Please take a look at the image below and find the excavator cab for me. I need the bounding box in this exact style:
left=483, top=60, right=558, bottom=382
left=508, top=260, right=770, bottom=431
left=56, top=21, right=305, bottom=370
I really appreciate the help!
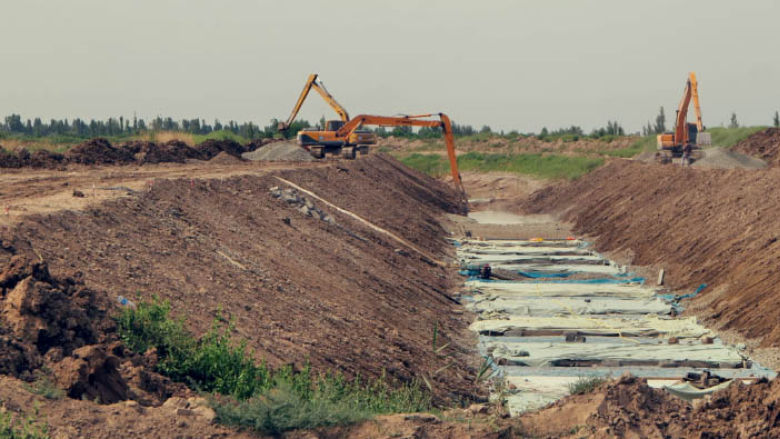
left=325, top=120, right=345, bottom=131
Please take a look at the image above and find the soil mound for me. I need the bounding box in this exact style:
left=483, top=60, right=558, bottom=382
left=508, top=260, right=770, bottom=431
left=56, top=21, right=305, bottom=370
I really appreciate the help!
left=195, top=139, right=246, bottom=160
left=65, top=138, right=135, bottom=165
left=2, top=155, right=472, bottom=404
left=0, top=147, right=65, bottom=169
left=692, top=147, right=767, bottom=169
left=0, top=256, right=114, bottom=377
left=522, top=160, right=780, bottom=347
left=521, top=375, right=780, bottom=438
left=733, top=127, right=780, bottom=167
left=242, top=140, right=316, bottom=161
left=208, top=150, right=244, bottom=164
left=123, top=140, right=203, bottom=164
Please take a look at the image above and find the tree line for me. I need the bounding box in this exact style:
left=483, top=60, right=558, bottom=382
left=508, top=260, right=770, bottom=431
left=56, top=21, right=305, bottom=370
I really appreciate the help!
left=0, top=114, right=313, bottom=140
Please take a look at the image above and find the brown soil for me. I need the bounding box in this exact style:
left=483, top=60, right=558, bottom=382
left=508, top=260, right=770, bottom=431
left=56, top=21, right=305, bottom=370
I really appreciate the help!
left=0, top=155, right=478, bottom=404
left=122, top=140, right=204, bottom=164
left=0, top=147, right=65, bottom=169
left=732, top=127, right=780, bottom=167
left=64, top=138, right=136, bottom=165
left=196, top=139, right=247, bottom=160
left=209, top=151, right=245, bottom=164
left=519, top=374, right=780, bottom=439
left=522, top=160, right=780, bottom=347
left=1, top=138, right=272, bottom=169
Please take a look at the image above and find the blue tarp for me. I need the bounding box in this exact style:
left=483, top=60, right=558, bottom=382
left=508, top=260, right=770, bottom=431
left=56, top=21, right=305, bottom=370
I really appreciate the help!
left=518, top=271, right=575, bottom=279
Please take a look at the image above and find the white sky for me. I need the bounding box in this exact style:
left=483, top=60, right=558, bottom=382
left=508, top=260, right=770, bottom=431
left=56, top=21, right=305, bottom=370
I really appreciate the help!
left=1, top=0, right=778, bottom=133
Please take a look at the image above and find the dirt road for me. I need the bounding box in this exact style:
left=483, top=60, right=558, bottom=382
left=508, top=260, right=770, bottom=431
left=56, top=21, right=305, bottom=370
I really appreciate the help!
left=0, top=160, right=328, bottom=227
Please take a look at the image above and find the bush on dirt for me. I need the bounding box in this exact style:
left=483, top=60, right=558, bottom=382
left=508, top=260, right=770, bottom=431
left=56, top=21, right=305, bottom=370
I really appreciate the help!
left=568, top=376, right=607, bottom=395
left=0, top=409, right=50, bottom=439
left=116, top=298, right=432, bottom=433
left=212, top=371, right=431, bottom=435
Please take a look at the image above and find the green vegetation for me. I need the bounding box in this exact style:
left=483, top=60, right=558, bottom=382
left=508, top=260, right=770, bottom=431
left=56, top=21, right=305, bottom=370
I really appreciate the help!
left=0, top=410, right=49, bottom=439
left=401, top=152, right=604, bottom=180
left=191, top=129, right=251, bottom=145
left=707, top=126, right=768, bottom=147
left=116, top=298, right=431, bottom=434
left=568, top=376, right=607, bottom=395
left=24, top=373, right=64, bottom=400
left=213, top=373, right=430, bottom=435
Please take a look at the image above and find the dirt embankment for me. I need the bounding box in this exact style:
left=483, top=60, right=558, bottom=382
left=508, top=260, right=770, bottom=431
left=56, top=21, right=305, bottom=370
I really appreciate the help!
left=522, top=160, right=780, bottom=347
left=519, top=374, right=780, bottom=438
left=0, top=155, right=477, bottom=406
left=732, top=127, right=780, bottom=167
left=0, top=137, right=278, bottom=169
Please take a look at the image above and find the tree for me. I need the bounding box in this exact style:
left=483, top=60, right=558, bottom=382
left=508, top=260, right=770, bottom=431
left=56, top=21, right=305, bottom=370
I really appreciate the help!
left=479, top=125, right=492, bottom=134
left=539, top=127, right=549, bottom=138
left=653, top=107, right=666, bottom=134
left=729, top=112, right=739, bottom=129
left=773, top=111, right=779, bottom=128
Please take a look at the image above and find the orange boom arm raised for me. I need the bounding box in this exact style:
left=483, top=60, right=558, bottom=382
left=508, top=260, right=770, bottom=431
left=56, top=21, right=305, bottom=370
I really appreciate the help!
left=335, top=113, right=463, bottom=194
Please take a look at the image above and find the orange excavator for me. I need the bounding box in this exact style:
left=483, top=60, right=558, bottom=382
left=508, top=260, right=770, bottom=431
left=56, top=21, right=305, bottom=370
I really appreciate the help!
left=657, top=72, right=711, bottom=161
left=278, top=74, right=464, bottom=196
left=278, top=73, right=377, bottom=157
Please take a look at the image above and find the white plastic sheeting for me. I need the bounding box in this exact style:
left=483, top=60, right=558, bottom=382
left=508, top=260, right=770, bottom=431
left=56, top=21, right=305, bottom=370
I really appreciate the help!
left=471, top=315, right=712, bottom=338
left=487, top=341, right=745, bottom=368
left=469, top=296, right=672, bottom=316
left=466, top=281, right=655, bottom=299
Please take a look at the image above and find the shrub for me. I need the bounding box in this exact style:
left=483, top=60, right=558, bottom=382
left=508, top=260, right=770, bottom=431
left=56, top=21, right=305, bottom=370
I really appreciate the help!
left=0, top=410, right=49, bottom=439
left=116, top=299, right=432, bottom=433
left=568, top=376, right=607, bottom=395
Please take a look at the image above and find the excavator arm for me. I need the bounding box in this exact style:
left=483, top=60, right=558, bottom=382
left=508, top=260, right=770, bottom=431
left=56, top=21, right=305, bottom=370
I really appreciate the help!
left=689, top=72, right=704, bottom=132
left=335, top=113, right=464, bottom=196
left=279, top=73, right=350, bottom=131
left=674, top=77, right=693, bottom=144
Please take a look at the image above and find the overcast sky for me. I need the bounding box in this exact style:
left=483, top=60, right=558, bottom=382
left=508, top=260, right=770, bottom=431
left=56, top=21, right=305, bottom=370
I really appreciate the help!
left=1, top=0, right=778, bottom=133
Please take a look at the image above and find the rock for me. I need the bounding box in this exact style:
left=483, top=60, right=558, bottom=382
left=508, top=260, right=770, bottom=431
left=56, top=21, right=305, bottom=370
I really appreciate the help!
left=72, top=190, right=85, bottom=198
left=403, top=413, right=440, bottom=424
left=468, top=403, right=489, bottom=415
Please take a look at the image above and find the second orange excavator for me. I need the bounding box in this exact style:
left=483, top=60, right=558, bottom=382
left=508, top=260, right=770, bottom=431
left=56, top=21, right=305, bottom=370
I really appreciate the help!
left=657, top=72, right=711, bottom=161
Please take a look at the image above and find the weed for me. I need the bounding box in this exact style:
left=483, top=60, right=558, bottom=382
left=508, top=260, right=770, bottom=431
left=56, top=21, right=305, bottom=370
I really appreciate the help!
left=568, top=376, right=607, bottom=395
left=0, top=409, right=49, bottom=439
left=117, top=299, right=432, bottom=434
left=23, top=372, right=64, bottom=400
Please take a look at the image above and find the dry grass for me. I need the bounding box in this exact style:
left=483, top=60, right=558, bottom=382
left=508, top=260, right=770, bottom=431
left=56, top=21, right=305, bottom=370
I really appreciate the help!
left=144, top=131, right=196, bottom=146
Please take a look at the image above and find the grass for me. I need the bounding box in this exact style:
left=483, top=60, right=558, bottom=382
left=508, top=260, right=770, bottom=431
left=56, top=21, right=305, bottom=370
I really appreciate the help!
left=568, top=376, right=607, bottom=395
left=0, top=409, right=49, bottom=439
left=116, top=298, right=431, bottom=434
left=707, top=126, right=768, bottom=147
left=24, top=373, right=64, bottom=400
left=400, top=152, right=604, bottom=180
left=191, top=129, right=251, bottom=145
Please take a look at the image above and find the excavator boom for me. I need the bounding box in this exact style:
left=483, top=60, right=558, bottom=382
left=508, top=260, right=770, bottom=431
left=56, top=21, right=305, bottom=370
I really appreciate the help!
left=279, top=74, right=351, bottom=131
left=336, top=113, right=464, bottom=195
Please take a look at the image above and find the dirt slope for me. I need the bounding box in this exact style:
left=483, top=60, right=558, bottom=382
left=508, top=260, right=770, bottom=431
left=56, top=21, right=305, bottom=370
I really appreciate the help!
left=0, top=155, right=478, bottom=404
left=523, top=160, right=780, bottom=347
left=519, top=374, right=780, bottom=438
left=732, top=127, right=780, bottom=167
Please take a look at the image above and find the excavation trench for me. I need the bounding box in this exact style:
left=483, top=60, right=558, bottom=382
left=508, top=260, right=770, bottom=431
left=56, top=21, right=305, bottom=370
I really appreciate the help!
left=454, top=211, right=776, bottom=415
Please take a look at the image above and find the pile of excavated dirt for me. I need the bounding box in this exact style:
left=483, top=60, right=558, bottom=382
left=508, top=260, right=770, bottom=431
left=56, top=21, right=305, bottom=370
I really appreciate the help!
left=0, top=256, right=178, bottom=406
left=122, top=140, right=204, bottom=164
left=733, top=127, right=780, bottom=167
left=0, top=147, right=66, bottom=169
left=208, top=150, right=245, bottom=164
left=522, top=160, right=780, bottom=347
left=1, top=137, right=275, bottom=169
left=64, top=138, right=136, bottom=165
left=692, top=147, right=767, bottom=169
left=0, top=155, right=475, bottom=405
left=242, top=140, right=316, bottom=161
left=519, top=374, right=780, bottom=438
left=195, top=138, right=247, bottom=160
